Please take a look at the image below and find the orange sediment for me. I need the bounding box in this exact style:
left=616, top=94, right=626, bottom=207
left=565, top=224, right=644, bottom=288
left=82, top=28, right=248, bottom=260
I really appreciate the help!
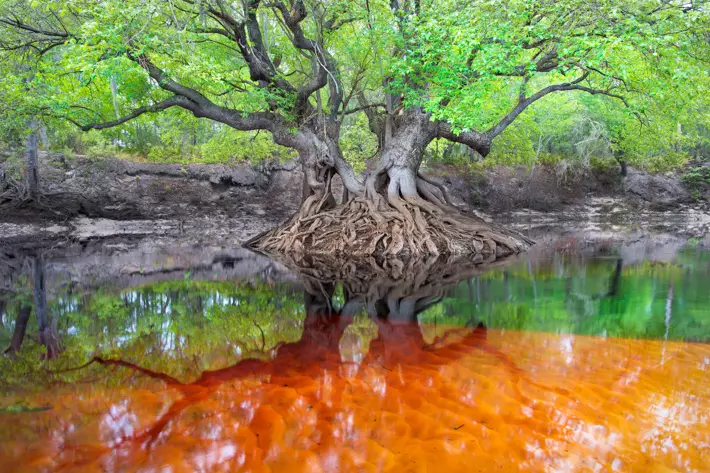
left=1, top=327, right=709, bottom=473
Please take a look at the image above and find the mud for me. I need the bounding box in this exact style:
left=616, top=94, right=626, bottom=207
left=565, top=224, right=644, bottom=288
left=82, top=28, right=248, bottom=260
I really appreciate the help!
left=0, top=153, right=302, bottom=222
left=1, top=152, right=708, bottom=247
left=432, top=164, right=706, bottom=213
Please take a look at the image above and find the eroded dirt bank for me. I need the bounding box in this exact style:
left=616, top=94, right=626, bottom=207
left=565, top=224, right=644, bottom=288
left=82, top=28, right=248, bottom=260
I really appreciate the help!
left=1, top=152, right=708, bottom=246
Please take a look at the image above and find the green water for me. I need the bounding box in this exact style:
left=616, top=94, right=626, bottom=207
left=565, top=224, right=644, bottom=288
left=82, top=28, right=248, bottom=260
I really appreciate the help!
left=421, top=246, right=710, bottom=342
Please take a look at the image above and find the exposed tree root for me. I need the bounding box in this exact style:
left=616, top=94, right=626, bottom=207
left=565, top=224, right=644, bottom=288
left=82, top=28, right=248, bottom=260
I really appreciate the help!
left=265, top=249, right=517, bottom=304
left=249, top=193, right=532, bottom=262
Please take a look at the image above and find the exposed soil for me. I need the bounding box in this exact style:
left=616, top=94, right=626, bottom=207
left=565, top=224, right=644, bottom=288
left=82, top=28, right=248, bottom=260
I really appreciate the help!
left=1, top=152, right=708, bottom=248
left=429, top=163, right=707, bottom=213
left=0, top=152, right=302, bottom=221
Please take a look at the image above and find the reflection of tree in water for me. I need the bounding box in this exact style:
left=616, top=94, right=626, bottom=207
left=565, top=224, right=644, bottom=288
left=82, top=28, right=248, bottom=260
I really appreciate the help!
left=2, top=255, right=60, bottom=358
left=57, top=257, right=559, bottom=456
left=4, top=305, right=30, bottom=355
left=33, top=257, right=60, bottom=359
left=3, top=254, right=708, bottom=472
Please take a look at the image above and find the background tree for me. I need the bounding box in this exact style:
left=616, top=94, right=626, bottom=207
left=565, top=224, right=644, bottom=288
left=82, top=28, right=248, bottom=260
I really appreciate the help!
left=0, top=0, right=708, bottom=261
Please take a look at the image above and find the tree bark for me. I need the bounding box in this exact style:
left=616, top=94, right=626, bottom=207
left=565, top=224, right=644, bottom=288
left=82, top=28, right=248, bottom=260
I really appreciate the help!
left=4, top=305, right=31, bottom=355
left=32, top=257, right=59, bottom=359
left=296, top=126, right=364, bottom=213
left=25, top=118, right=39, bottom=200
left=251, top=110, right=531, bottom=262
left=616, top=156, right=628, bottom=177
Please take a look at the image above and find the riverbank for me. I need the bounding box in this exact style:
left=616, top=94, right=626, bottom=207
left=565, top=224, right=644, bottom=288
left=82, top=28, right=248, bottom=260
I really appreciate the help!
left=1, top=152, right=708, bottom=247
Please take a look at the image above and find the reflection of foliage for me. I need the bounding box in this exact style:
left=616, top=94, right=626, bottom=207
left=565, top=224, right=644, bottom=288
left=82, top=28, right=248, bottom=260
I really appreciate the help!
left=420, top=246, right=710, bottom=343
left=0, top=280, right=306, bottom=390
left=340, top=313, right=378, bottom=363
left=3, top=244, right=710, bottom=394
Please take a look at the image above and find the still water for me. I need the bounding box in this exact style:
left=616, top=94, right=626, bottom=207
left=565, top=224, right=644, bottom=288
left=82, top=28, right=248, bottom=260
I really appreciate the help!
left=1, top=234, right=709, bottom=472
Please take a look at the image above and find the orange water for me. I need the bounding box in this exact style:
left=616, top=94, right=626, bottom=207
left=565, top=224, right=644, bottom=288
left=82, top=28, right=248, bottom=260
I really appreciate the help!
left=2, top=324, right=709, bottom=473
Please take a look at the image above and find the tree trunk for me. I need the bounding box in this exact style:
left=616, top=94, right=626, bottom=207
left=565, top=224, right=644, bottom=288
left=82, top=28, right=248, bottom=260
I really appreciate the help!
left=4, top=305, right=31, bottom=355
left=33, top=257, right=59, bottom=359
left=25, top=118, right=39, bottom=200
left=617, top=157, right=628, bottom=177
left=614, top=148, right=628, bottom=177
left=250, top=112, right=531, bottom=265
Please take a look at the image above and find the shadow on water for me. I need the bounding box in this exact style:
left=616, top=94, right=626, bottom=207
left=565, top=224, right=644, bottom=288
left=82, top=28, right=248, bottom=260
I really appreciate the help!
left=1, top=235, right=709, bottom=471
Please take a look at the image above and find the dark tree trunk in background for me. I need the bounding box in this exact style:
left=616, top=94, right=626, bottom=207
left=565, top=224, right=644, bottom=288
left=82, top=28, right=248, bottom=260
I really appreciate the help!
left=615, top=153, right=628, bottom=177
left=607, top=259, right=623, bottom=298
left=25, top=118, right=39, bottom=200
left=4, top=305, right=31, bottom=355
left=618, top=159, right=628, bottom=177
left=33, top=257, right=59, bottom=359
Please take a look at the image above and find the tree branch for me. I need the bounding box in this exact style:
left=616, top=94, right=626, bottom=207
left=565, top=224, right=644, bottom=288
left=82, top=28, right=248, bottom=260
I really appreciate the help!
left=122, top=54, right=298, bottom=144
left=342, top=103, right=386, bottom=116
left=436, top=122, right=492, bottom=157
left=486, top=72, right=639, bottom=139
left=0, top=17, right=70, bottom=38
left=270, top=0, right=342, bottom=114
left=77, top=96, right=186, bottom=131
left=193, top=0, right=296, bottom=93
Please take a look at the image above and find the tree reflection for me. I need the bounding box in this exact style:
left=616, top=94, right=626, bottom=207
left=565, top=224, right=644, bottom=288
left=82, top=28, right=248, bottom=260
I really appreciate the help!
left=33, top=257, right=60, bottom=359
left=4, top=304, right=30, bottom=355
left=2, top=255, right=60, bottom=358
left=1, top=252, right=709, bottom=472
left=53, top=258, right=544, bottom=454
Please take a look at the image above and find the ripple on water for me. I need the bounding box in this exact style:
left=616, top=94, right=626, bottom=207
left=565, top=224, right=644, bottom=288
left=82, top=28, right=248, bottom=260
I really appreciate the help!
left=1, top=329, right=709, bottom=473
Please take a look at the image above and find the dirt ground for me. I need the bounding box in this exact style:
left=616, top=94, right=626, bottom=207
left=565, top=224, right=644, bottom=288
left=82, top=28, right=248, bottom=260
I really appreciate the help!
left=1, top=153, right=708, bottom=248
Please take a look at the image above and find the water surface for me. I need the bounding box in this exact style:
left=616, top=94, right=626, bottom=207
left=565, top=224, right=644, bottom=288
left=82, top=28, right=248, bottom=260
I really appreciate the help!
left=1, top=234, right=709, bottom=472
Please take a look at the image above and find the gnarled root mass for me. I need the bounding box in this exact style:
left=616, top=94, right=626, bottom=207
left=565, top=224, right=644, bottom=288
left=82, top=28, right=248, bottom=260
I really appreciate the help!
left=248, top=194, right=532, bottom=263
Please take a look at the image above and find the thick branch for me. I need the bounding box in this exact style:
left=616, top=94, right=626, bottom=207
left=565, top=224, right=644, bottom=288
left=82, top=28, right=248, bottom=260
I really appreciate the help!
left=436, top=122, right=492, bottom=157
left=271, top=0, right=342, bottom=114
left=342, top=103, right=386, bottom=116
left=191, top=1, right=296, bottom=93
left=0, top=17, right=70, bottom=38
left=129, top=54, right=292, bottom=136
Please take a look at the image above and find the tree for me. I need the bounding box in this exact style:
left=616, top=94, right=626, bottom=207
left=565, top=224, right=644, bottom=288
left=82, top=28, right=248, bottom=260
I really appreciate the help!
left=31, top=257, right=60, bottom=359
left=3, top=305, right=31, bottom=355
left=0, top=0, right=707, bottom=261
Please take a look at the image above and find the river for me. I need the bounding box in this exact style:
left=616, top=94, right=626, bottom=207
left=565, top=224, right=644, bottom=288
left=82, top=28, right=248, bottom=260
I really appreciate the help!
left=0, top=227, right=709, bottom=472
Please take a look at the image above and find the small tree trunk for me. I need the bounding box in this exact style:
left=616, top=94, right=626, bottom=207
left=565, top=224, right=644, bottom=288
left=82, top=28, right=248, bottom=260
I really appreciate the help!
left=33, top=257, right=59, bottom=359
left=607, top=259, right=623, bottom=298
left=619, top=160, right=628, bottom=177
left=25, top=118, right=40, bottom=200
left=5, top=305, right=32, bottom=355
left=614, top=149, right=628, bottom=177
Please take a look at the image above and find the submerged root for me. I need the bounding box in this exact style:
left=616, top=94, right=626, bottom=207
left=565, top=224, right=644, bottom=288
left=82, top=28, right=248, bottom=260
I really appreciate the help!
left=249, top=196, right=532, bottom=262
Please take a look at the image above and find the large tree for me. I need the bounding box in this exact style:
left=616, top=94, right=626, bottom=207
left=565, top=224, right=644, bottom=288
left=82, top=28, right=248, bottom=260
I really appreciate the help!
left=1, top=0, right=707, bottom=260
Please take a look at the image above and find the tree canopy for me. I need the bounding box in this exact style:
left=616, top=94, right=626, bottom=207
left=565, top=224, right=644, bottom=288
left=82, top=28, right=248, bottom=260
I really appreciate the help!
left=0, top=0, right=707, bottom=161
left=1, top=0, right=709, bottom=259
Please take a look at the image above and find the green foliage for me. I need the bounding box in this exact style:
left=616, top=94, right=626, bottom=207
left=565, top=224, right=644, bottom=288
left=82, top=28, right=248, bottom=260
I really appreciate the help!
left=681, top=166, right=710, bottom=199
left=486, top=117, right=538, bottom=166
left=340, top=114, right=378, bottom=174
left=420, top=243, right=710, bottom=342
left=0, top=0, right=708, bottom=175
left=682, top=166, right=710, bottom=188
